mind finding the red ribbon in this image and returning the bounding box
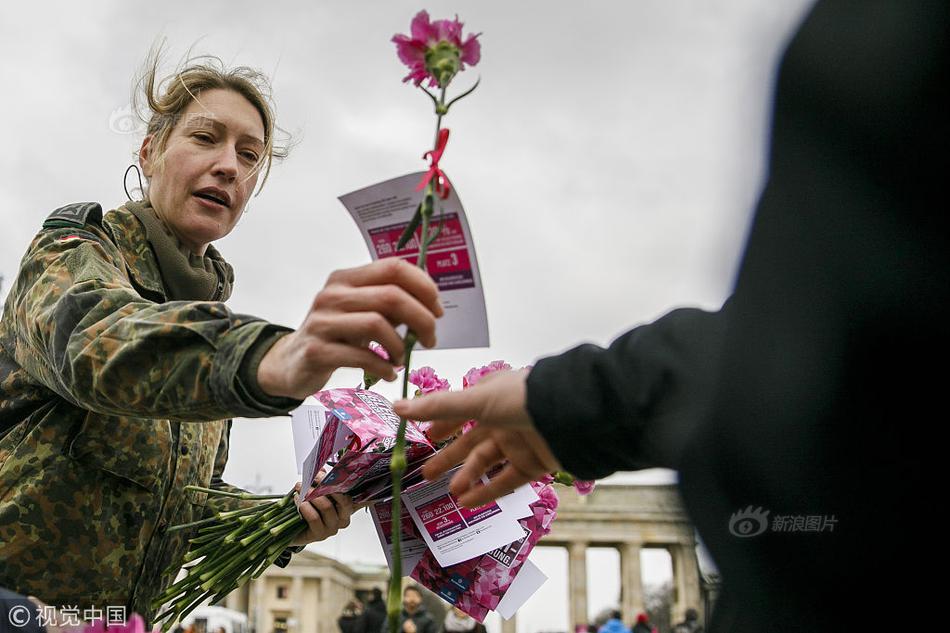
[417,128,451,199]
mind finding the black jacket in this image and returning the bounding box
[526,2,947,632]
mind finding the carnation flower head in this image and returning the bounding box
[392,10,481,88]
[462,360,512,389]
[362,342,404,389]
[573,479,596,495]
[409,365,451,395]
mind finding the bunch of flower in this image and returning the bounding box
[151,488,300,630]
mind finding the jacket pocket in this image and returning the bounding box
[67,412,171,493]
[183,420,225,507]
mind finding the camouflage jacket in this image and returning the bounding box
[0,201,300,620]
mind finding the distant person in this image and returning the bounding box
[441,606,486,633]
[631,614,653,633]
[597,610,631,633]
[673,608,703,633]
[362,587,387,633]
[386,586,437,633]
[339,600,365,633]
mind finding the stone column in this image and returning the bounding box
[501,613,517,633]
[291,574,304,633]
[567,541,588,631]
[670,543,702,625]
[252,577,266,633]
[619,542,645,621]
[316,577,327,633]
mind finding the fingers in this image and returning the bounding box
[455,463,535,508]
[312,284,439,349]
[422,425,483,480]
[394,369,533,437]
[327,258,444,321]
[447,434,505,498]
[294,494,355,545]
[395,389,483,426]
[330,493,354,529]
[302,341,400,384]
[305,310,408,363]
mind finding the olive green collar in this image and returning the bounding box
[103,200,234,302]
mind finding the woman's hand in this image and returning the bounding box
[291,488,355,546]
[393,369,562,508]
[257,258,443,399]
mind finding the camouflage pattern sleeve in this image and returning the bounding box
[6,225,293,421]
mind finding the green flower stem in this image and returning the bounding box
[183,485,286,501]
[168,502,269,534]
[182,538,223,563]
[267,511,304,538]
[201,540,268,590]
[388,92,447,633]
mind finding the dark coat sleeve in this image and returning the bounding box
[526,303,729,480]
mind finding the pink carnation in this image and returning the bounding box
[462,360,512,389]
[409,366,451,395]
[392,10,481,88]
[573,479,596,495]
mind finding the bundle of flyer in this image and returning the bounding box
[291,388,556,621]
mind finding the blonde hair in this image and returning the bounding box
[133,40,292,197]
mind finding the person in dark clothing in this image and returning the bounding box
[339,601,365,633]
[384,586,438,633]
[395,2,947,633]
[362,587,387,633]
[673,608,703,633]
[630,614,652,633]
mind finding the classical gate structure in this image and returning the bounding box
[501,483,702,633]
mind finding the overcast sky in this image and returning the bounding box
[0,1,812,630]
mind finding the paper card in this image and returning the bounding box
[370,499,428,575]
[410,481,558,619]
[291,401,328,474]
[297,407,351,494]
[496,483,540,521]
[316,388,432,450]
[402,469,525,568]
[339,172,489,349]
[306,440,434,502]
[495,559,547,620]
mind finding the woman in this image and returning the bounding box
[0,51,441,621]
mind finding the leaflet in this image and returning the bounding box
[370,498,428,575]
[291,401,329,475]
[339,172,489,349]
[495,560,547,620]
[402,468,525,568]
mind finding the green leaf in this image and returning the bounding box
[396,203,423,251]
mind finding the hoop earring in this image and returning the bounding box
[123,164,145,201]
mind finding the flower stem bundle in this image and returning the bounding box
[151,486,303,632]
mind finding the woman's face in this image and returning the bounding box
[139,88,266,255]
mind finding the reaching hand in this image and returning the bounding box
[291,489,355,546]
[393,369,562,507]
[258,258,443,400]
